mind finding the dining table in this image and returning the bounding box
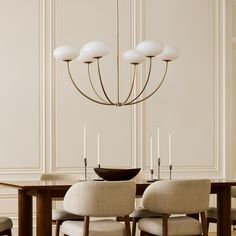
[0,178,235,236]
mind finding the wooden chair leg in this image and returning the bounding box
[7,229,12,236]
[140,230,145,236]
[124,215,131,236]
[207,218,210,231]
[55,220,62,236]
[162,214,168,236]
[83,216,90,236]
[200,212,208,236]
[132,218,138,236]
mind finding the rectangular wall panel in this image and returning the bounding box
[52,0,134,171]
[0,0,44,172]
[230,0,236,177]
[142,0,223,177]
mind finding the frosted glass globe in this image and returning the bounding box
[136,40,164,57]
[53,45,78,61]
[77,50,95,63]
[158,46,179,61]
[82,41,111,58]
[123,49,145,64]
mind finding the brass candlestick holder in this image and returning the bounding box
[84,157,87,181]
[147,169,155,182]
[147,169,159,182]
[94,164,104,181]
[157,157,161,180]
[169,164,172,180]
[147,157,162,182]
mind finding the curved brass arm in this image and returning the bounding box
[66,62,113,105]
[121,65,137,104]
[125,57,152,105]
[97,59,115,105]
[124,61,169,106]
[87,64,108,103]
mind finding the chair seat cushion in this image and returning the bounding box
[138,216,202,236]
[52,209,84,221]
[61,219,125,236]
[130,207,162,218]
[207,207,236,220]
[0,217,13,233]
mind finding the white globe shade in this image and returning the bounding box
[158,46,179,61]
[77,50,95,63]
[53,45,78,61]
[123,49,145,64]
[82,41,111,58]
[136,40,164,57]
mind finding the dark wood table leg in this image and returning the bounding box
[18,189,33,236]
[36,190,52,236]
[217,186,231,236]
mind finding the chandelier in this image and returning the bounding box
[53,0,179,107]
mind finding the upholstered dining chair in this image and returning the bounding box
[0,217,13,236]
[129,207,162,236]
[40,174,84,236]
[138,179,211,236]
[207,186,236,227]
[61,180,136,236]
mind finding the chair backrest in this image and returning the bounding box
[142,179,211,214]
[63,180,136,217]
[40,173,80,181]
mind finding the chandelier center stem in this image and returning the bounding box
[116,0,120,104]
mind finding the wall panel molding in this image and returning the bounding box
[51,0,134,172]
[0,0,46,174]
[139,0,225,177]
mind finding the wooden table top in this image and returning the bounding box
[0,178,235,190]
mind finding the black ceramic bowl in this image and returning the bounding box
[94,168,141,181]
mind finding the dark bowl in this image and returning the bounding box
[94,168,141,181]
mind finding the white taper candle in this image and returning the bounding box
[83,125,87,158]
[168,133,172,165]
[157,127,160,158]
[150,137,153,169]
[97,133,100,165]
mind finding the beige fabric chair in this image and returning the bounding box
[40,174,84,236]
[129,207,162,236]
[61,180,136,236]
[138,179,211,236]
[0,217,13,236]
[207,186,236,227]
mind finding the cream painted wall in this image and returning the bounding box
[145,0,220,178]
[230,0,236,178]
[0,0,232,235]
